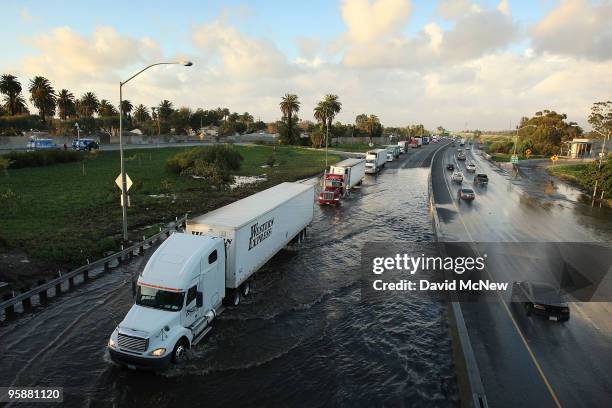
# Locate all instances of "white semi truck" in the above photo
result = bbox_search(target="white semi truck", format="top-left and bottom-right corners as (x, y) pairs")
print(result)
(108, 182), (314, 370)
(365, 149), (387, 174)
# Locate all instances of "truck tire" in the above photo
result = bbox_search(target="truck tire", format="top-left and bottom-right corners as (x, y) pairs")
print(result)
(232, 290), (241, 306)
(242, 281), (250, 297)
(171, 338), (189, 363)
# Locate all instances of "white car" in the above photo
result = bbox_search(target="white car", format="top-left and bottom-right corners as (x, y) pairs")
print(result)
(451, 171), (464, 183)
(466, 163), (476, 172)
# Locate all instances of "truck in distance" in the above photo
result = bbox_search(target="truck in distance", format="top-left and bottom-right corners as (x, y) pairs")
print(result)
(108, 182), (315, 370)
(365, 149), (387, 174)
(386, 145), (400, 158)
(397, 140), (409, 153)
(410, 138), (422, 148)
(319, 158), (366, 205)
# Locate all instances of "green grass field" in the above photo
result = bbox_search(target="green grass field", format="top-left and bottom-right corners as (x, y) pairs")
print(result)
(0, 145), (340, 274)
(547, 163), (587, 184)
(328, 143), (386, 152)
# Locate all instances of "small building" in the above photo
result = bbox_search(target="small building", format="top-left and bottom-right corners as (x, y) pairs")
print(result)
(567, 138), (592, 158)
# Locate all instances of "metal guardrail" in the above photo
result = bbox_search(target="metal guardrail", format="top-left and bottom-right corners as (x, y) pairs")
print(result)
(0, 215), (188, 321)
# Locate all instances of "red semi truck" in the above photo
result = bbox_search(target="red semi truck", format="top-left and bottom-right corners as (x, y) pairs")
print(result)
(318, 158), (366, 205)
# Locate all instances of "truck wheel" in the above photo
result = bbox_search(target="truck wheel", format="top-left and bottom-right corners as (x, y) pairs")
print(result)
(171, 338), (189, 363)
(242, 281), (251, 297)
(232, 290), (241, 306)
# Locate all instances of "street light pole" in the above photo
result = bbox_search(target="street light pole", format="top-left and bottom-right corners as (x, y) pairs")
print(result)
(118, 61), (192, 242)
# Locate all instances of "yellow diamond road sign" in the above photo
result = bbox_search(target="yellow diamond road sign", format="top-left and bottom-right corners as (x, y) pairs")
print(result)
(551, 155), (558, 162)
(115, 173), (133, 191)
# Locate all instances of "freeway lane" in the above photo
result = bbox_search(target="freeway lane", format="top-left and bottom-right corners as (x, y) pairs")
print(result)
(431, 142), (612, 407)
(1, 143), (459, 408)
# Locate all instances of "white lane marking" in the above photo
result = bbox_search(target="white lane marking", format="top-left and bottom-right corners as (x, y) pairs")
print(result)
(438, 145), (563, 408)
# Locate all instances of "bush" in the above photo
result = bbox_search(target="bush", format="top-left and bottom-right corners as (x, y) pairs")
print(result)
(2, 149), (83, 169)
(165, 145), (243, 175)
(165, 145), (243, 188)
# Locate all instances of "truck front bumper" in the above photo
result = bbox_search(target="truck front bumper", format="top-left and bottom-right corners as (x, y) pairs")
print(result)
(108, 348), (172, 371)
(318, 198), (340, 205)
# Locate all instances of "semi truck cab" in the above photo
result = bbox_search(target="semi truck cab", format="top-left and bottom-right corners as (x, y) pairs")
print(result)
(108, 233), (225, 370)
(318, 173), (343, 205)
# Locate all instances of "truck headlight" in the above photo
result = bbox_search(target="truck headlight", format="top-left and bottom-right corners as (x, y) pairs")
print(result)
(150, 348), (166, 356)
(108, 338), (117, 348)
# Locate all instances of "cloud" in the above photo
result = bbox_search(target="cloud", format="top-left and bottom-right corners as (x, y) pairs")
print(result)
(341, 0), (412, 43)
(22, 26), (160, 83)
(340, 0), (518, 69)
(531, 0), (612, 60)
(437, 0), (480, 20)
(192, 20), (290, 79)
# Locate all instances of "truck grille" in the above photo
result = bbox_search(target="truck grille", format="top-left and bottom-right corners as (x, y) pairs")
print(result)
(118, 333), (148, 352)
(322, 192), (334, 200)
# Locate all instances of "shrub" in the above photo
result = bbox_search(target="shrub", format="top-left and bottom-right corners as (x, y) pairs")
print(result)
(165, 145), (243, 175)
(2, 149), (83, 169)
(165, 145), (243, 188)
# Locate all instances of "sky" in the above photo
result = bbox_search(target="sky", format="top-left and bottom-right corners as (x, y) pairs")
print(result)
(2, 0), (611, 130)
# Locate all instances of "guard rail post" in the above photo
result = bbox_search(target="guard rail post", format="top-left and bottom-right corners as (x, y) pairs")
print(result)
(3, 294), (15, 320)
(38, 279), (48, 304)
(21, 287), (32, 311)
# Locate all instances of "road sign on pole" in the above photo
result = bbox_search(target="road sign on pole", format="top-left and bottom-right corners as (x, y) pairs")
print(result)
(511, 154), (519, 164)
(551, 155), (558, 162)
(525, 149), (532, 158)
(115, 173), (133, 191)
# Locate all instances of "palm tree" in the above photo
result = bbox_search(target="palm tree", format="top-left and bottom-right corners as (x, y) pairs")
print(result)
(4, 94), (28, 115)
(322, 94), (341, 129)
(79, 92), (99, 117)
(121, 99), (133, 119)
(0, 74), (23, 116)
(133, 104), (150, 124)
(28, 76), (56, 123)
(313, 102), (327, 125)
(240, 112), (254, 124)
(157, 100), (174, 121)
(56, 89), (75, 120)
(98, 99), (118, 116)
(279, 94), (300, 144)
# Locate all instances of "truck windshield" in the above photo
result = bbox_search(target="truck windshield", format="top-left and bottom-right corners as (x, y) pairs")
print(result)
(136, 285), (184, 311)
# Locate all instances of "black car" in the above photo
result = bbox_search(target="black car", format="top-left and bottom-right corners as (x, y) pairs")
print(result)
(474, 173), (488, 185)
(72, 139), (99, 151)
(511, 281), (570, 322)
(458, 188), (475, 201)
(446, 163), (455, 171)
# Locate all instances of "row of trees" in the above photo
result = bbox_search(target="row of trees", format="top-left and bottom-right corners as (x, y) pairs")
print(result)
(0, 73), (265, 137)
(278, 93), (389, 147)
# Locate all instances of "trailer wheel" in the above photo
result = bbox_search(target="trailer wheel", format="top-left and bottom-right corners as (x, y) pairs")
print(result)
(242, 281), (251, 297)
(172, 338), (189, 363)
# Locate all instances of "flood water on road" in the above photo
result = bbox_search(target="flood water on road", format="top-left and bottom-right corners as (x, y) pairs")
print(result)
(0, 145), (459, 407)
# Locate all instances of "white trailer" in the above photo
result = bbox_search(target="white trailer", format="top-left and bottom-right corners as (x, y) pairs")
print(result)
(329, 158), (366, 191)
(108, 182), (314, 370)
(398, 141), (409, 153)
(365, 149), (387, 174)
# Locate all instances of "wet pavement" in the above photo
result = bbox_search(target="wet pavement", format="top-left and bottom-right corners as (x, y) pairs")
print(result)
(431, 142), (612, 407)
(0, 143), (460, 407)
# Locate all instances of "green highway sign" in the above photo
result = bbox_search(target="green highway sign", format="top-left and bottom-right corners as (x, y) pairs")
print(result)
(511, 154), (519, 164)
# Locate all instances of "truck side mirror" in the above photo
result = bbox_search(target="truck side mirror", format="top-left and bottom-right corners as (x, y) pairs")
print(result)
(131, 280), (137, 298)
(196, 291), (203, 308)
